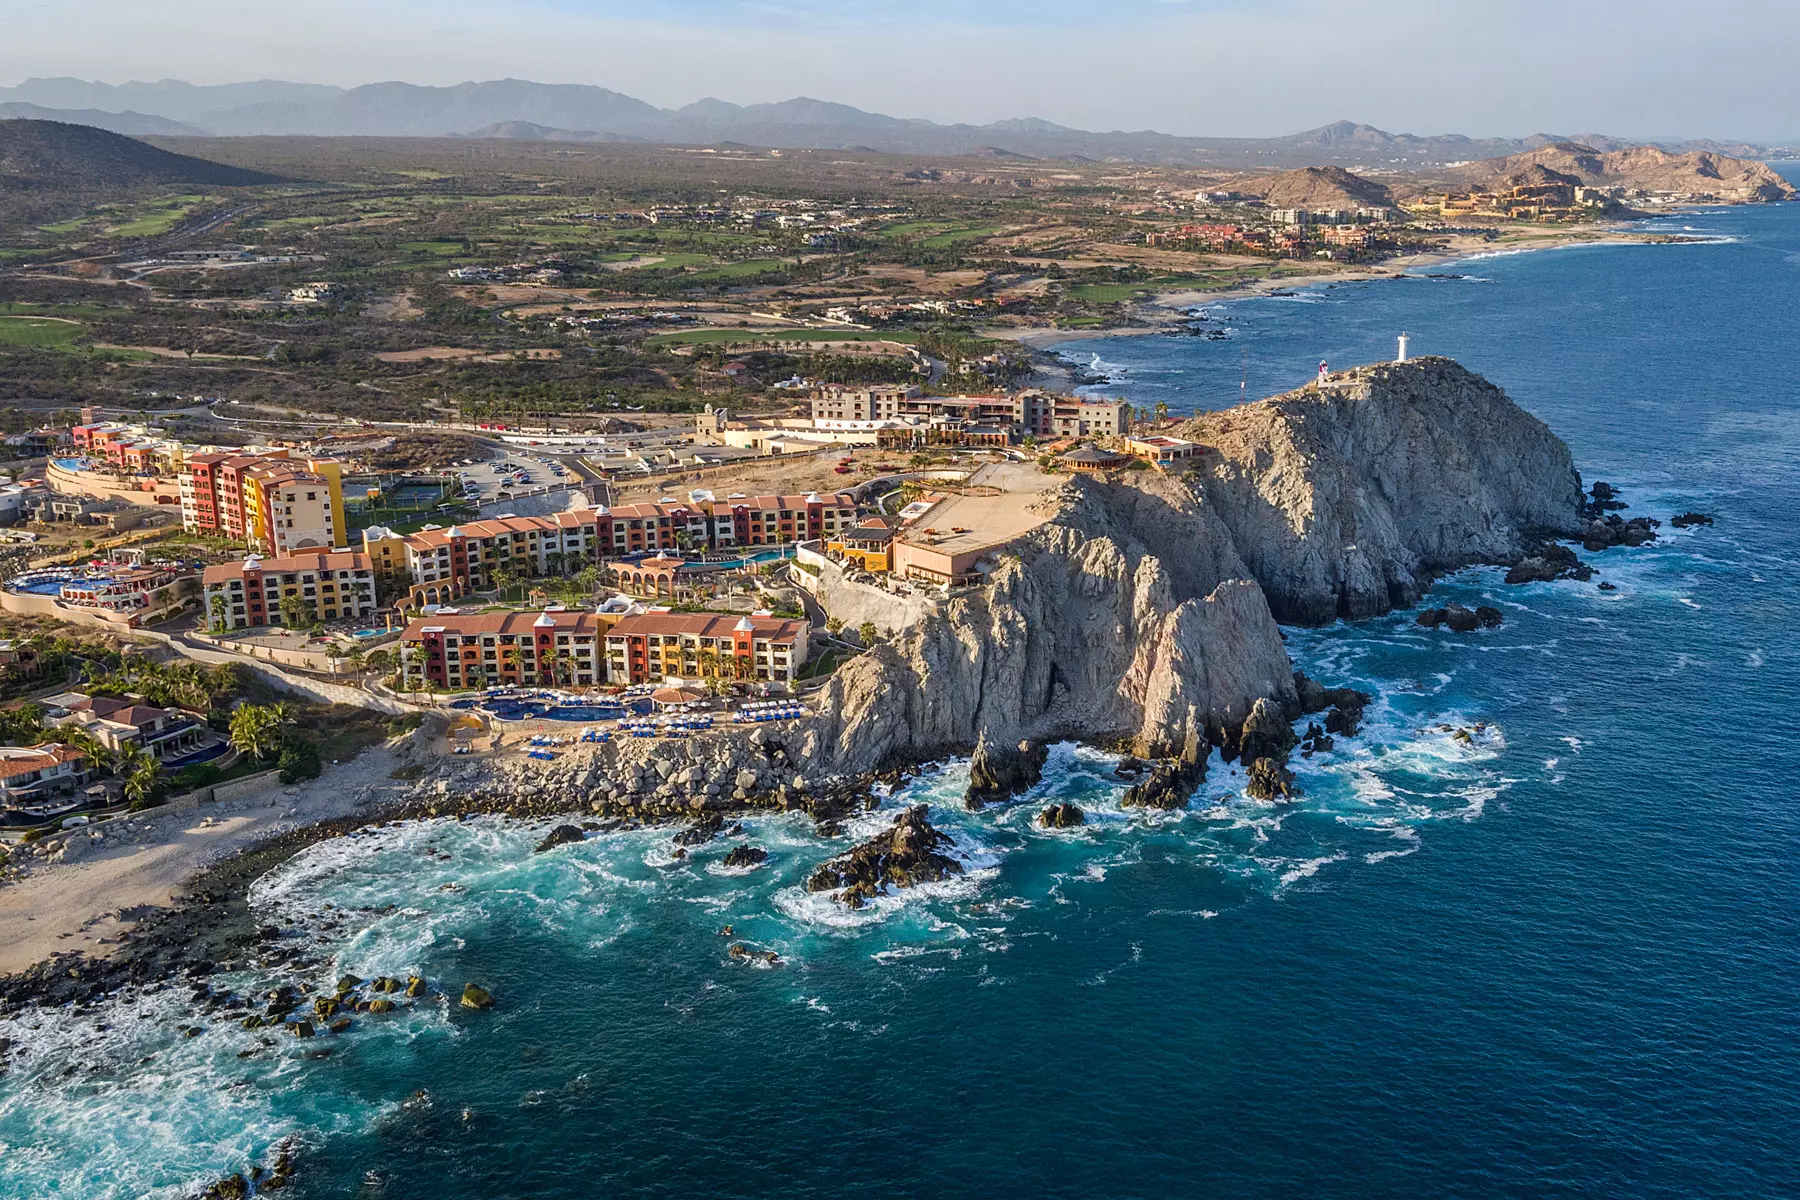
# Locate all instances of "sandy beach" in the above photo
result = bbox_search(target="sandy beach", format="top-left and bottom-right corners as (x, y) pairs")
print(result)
(0, 746), (412, 976)
(993, 224), (1641, 351)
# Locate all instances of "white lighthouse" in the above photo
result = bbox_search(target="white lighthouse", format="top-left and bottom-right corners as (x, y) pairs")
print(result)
(1397, 333), (1411, 363)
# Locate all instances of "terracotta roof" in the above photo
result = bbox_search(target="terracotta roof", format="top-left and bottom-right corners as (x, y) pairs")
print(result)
(403, 610), (605, 639)
(606, 611), (804, 644)
(204, 550), (371, 584)
(0, 744), (86, 780)
(111, 705), (171, 728)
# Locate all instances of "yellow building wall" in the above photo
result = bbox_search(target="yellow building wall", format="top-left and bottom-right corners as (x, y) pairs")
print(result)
(303, 459), (348, 548)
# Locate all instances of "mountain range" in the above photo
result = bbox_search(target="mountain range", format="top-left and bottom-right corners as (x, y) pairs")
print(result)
(0, 77), (1784, 168)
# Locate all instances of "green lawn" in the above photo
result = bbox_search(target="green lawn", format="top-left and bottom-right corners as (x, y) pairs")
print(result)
(397, 240), (468, 257)
(644, 327), (921, 347)
(107, 197), (207, 238)
(0, 316), (84, 348)
(1067, 274), (1232, 303)
(878, 220), (962, 238)
(920, 225), (1002, 248)
(683, 258), (791, 282)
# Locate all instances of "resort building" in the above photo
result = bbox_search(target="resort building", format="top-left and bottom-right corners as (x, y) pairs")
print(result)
(395, 608), (809, 690)
(180, 451), (347, 554)
(365, 493), (857, 606)
(201, 550), (378, 630)
(1057, 445), (1131, 474)
(605, 611), (809, 687)
(1125, 436), (1204, 470)
(807, 388), (1129, 443)
(827, 518), (900, 573)
(43, 694), (212, 762)
(399, 610), (613, 692)
(0, 744), (89, 805)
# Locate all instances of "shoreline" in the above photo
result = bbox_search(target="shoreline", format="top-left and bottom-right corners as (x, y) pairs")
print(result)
(993, 222), (1660, 352)
(0, 745), (414, 979)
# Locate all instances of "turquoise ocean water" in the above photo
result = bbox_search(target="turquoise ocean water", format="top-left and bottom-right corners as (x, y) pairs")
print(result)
(3, 174), (1799, 1197)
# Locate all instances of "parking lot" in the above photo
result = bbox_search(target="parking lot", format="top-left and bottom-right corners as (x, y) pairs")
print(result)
(451, 450), (578, 505)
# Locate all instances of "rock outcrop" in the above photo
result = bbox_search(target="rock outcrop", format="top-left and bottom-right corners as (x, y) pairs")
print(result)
(964, 731), (1049, 808)
(805, 805), (962, 907)
(1037, 802), (1086, 828)
(1174, 357), (1584, 624)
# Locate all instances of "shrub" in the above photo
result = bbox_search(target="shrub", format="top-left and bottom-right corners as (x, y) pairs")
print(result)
(278, 739), (322, 784)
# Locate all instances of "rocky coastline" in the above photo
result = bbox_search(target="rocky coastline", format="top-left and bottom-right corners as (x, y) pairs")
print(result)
(0, 357), (1671, 1026)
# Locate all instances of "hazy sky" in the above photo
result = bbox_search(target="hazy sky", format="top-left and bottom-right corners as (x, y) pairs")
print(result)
(7, 0), (1796, 140)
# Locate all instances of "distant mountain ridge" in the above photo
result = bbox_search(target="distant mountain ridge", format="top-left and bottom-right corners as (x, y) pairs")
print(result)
(0, 79), (1785, 168)
(1453, 142), (1796, 201)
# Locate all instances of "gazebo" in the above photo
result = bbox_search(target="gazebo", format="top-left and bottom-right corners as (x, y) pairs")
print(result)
(1057, 444), (1130, 474)
(651, 685), (707, 708)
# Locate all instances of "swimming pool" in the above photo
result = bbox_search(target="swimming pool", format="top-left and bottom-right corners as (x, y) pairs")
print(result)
(7, 568), (114, 597)
(52, 458), (89, 473)
(482, 699), (653, 722)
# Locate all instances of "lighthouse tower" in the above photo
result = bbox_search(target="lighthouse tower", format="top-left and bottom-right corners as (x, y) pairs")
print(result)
(1397, 333), (1411, 363)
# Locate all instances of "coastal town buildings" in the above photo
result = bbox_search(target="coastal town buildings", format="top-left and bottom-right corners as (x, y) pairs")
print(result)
(200, 550), (378, 630)
(43, 693), (212, 763)
(180, 451), (348, 554)
(605, 611), (809, 686)
(805, 387), (1129, 443)
(363, 494), (856, 605)
(1124, 435), (1204, 470)
(0, 744), (88, 805)
(395, 608), (809, 690)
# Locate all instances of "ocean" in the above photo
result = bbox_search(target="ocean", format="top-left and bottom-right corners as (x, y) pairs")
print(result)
(4, 178), (1800, 1198)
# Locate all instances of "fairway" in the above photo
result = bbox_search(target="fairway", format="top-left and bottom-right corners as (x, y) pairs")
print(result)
(644, 327), (921, 347)
(0, 316), (85, 348)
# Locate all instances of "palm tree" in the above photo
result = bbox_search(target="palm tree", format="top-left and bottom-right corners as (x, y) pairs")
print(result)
(229, 705), (282, 762)
(208, 594), (229, 633)
(695, 648), (720, 680)
(502, 645), (525, 680)
(123, 749), (161, 809)
(345, 649), (367, 675)
(543, 551), (565, 579)
(825, 616), (844, 638)
(574, 565), (602, 599)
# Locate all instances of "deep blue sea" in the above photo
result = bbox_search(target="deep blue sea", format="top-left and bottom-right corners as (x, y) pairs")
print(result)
(5, 180), (1800, 1198)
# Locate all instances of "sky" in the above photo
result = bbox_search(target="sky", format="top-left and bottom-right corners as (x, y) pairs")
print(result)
(6, 0), (1797, 141)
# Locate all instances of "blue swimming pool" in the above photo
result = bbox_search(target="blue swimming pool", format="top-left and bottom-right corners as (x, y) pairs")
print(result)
(52, 458), (88, 472)
(482, 699), (652, 722)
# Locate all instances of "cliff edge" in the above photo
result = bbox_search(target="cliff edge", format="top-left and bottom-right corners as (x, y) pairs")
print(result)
(1178, 356), (1584, 623)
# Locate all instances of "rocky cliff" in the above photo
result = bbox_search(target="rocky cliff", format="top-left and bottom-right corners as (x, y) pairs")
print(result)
(1174, 357), (1585, 624)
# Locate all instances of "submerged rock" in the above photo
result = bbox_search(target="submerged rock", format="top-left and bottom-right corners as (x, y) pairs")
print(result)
(1036, 803), (1086, 828)
(805, 805), (963, 906)
(722, 845), (768, 869)
(1671, 511), (1714, 528)
(533, 825), (584, 853)
(1505, 542), (1593, 585)
(1415, 603), (1503, 632)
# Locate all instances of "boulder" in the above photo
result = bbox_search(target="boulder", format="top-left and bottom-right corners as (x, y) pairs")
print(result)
(1670, 511), (1714, 528)
(1036, 803), (1086, 828)
(1244, 757), (1299, 802)
(722, 845), (768, 869)
(805, 805), (963, 905)
(1475, 605), (1505, 628)
(533, 825), (585, 853)
(459, 984), (494, 1011)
